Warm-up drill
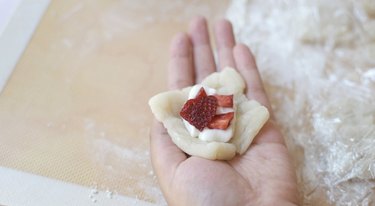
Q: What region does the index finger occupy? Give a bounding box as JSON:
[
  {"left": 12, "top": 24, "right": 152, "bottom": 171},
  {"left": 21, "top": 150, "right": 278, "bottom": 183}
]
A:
[
  {"left": 150, "top": 33, "right": 192, "bottom": 196},
  {"left": 168, "top": 32, "right": 195, "bottom": 89}
]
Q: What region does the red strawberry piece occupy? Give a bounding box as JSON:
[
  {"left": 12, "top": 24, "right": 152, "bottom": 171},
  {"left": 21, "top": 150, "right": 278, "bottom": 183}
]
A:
[
  {"left": 180, "top": 88, "right": 218, "bottom": 131},
  {"left": 213, "top": 95, "right": 233, "bottom": 107},
  {"left": 208, "top": 112, "right": 234, "bottom": 130},
  {"left": 195, "top": 87, "right": 207, "bottom": 99}
]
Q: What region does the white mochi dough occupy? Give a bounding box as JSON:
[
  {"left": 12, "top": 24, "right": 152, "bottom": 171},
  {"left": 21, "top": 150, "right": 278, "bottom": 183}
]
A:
[{"left": 149, "top": 67, "right": 269, "bottom": 160}]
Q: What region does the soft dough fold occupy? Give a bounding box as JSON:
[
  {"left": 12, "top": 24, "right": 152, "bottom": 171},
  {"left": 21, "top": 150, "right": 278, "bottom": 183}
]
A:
[{"left": 149, "top": 67, "right": 269, "bottom": 160}]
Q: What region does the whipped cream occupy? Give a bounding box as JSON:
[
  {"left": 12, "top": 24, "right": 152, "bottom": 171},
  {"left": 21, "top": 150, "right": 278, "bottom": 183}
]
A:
[{"left": 182, "top": 85, "right": 235, "bottom": 143}]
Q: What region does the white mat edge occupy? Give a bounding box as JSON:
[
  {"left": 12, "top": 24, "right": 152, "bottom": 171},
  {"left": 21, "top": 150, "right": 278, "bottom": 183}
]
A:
[
  {"left": 0, "top": 0, "right": 50, "bottom": 94},
  {"left": 0, "top": 166, "right": 156, "bottom": 206}
]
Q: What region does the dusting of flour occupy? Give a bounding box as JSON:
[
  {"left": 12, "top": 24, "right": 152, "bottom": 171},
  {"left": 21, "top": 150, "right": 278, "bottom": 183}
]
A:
[
  {"left": 84, "top": 118, "right": 166, "bottom": 205},
  {"left": 227, "top": 0, "right": 375, "bottom": 205}
]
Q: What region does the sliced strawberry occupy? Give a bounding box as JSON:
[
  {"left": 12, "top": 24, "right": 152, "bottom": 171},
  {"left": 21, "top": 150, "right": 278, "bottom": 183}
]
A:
[
  {"left": 213, "top": 95, "right": 233, "bottom": 107},
  {"left": 180, "top": 88, "right": 218, "bottom": 131},
  {"left": 195, "top": 87, "right": 207, "bottom": 99},
  {"left": 208, "top": 112, "right": 234, "bottom": 130}
]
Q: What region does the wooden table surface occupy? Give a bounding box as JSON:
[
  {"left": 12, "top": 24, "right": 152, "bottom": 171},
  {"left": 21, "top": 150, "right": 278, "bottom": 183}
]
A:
[{"left": 0, "top": 0, "right": 229, "bottom": 203}]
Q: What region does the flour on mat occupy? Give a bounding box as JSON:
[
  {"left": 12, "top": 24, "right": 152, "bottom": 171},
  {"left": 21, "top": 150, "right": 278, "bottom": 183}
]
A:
[{"left": 83, "top": 118, "right": 166, "bottom": 205}]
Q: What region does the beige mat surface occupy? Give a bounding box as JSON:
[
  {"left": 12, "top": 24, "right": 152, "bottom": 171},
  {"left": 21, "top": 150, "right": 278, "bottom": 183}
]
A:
[{"left": 0, "top": 0, "right": 229, "bottom": 204}]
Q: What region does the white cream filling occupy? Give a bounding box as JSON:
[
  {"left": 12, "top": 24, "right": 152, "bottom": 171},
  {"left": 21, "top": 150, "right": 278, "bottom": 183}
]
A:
[{"left": 182, "top": 85, "right": 235, "bottom": 143}]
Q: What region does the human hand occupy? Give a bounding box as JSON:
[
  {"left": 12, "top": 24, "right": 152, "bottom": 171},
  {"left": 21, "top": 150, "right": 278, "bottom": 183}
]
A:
[{"left": 150, "top": 17, "right": 300, "bottom": 206}]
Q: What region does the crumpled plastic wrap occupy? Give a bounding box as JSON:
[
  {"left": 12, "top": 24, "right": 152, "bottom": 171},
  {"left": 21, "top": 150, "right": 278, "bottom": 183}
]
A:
[{"left": 226, "top": 0, "right": 375, "bottom": 205}]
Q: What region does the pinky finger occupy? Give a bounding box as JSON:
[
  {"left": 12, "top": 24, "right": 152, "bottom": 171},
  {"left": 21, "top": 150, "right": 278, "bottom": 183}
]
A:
[
  {"left": 234, "top": 44, "right": 284, "bottom": 144},
  {"left": 233, "top": 44, "right": 274, "bottom": 118}
]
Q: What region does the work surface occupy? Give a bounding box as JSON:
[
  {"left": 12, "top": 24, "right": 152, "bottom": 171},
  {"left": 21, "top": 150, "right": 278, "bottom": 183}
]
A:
[{"left": 0, "top": 0, "right": 229, "bottom": 204}]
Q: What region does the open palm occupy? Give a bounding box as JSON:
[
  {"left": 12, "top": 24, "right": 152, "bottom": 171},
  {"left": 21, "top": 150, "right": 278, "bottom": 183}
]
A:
[{"left": 150, "top": 17, "right": 299, "bottom": 206}]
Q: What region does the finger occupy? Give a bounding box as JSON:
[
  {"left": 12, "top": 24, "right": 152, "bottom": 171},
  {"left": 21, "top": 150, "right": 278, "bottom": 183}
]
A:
[
  {"left": 233, "top": 44, "right": 273, "bottom": 116},
  {"left": 215, "top": 19, "right": 236, "bottom": 70},
  {"left": 188, "top": 16, "right": 216, "bottom": 83},
  {"left": 233, "top": 44, "right": 284, "bottom": 144},
  {"left": 153, "top": 32, "right": 191, "bottom": 193},
  {"left": 168, "top": 32, "right": 194, "bottom": 90},
  {"left": 150, "top": 121, "right": 187, "bottom": 192}
]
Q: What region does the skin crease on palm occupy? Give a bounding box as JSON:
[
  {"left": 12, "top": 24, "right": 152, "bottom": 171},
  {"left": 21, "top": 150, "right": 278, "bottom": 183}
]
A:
[{"left": 150, "top": 16, "right": 300, "bottom": 206}]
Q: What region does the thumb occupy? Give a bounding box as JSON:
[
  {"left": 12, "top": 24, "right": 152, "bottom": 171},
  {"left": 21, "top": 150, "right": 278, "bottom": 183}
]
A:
[{"left": 150, "top": 120, "right": 187, "bottom": 192}]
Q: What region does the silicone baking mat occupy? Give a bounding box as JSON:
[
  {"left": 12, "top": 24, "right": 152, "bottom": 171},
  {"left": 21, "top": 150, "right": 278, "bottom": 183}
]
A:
[{"left": 0, "top": 0, "right": 229, "bottom": 205}]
